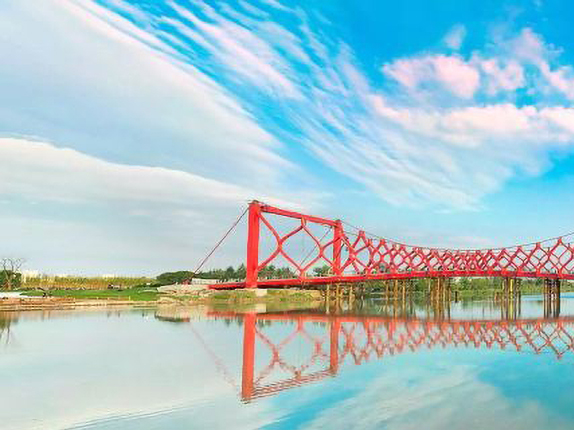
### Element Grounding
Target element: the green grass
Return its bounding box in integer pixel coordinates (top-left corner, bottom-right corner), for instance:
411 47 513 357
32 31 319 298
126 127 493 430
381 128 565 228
21 288 159 301
15 287 320 304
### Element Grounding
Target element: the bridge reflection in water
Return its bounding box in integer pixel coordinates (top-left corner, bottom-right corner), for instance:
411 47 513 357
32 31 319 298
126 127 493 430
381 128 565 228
187 296 574 403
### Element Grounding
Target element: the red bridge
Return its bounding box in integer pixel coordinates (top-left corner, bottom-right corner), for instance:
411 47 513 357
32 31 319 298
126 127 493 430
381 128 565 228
210 201 574 289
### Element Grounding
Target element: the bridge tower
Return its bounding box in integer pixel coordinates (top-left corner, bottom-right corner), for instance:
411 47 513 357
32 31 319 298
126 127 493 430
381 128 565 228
245 201 262 289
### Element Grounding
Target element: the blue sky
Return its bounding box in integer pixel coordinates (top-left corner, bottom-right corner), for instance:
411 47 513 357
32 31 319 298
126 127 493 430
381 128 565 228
2 0 574 274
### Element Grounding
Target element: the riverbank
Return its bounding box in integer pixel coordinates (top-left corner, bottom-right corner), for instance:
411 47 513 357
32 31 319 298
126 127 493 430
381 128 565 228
0 288 323 311
0 296 154 311
4 283 569 312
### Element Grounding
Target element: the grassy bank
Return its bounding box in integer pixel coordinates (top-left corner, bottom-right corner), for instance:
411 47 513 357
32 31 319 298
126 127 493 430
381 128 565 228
12 279 574 307
21 288 159 301
209 289 319 302
16 287 321 305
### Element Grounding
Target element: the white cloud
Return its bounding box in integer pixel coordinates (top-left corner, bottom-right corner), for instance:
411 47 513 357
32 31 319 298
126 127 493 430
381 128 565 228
0 137 297 208
0 0 334 272
383 54 480 98
258 0 293 13
168 0 301 98
0 137 317 274
370 98 574 148
506 28 574 99
153 4 574 210
480 59 525 94
443 24 466 50
0 0 292 192
541 107 574 134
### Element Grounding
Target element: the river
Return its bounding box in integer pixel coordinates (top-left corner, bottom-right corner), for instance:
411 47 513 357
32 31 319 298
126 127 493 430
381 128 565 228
2 294 574 429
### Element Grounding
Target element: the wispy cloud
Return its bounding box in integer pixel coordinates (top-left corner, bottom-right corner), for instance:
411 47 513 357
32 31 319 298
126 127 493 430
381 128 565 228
129 1 574 210
0 137 311 273
0 137 299 209
0 0 296 192
0 0 324 272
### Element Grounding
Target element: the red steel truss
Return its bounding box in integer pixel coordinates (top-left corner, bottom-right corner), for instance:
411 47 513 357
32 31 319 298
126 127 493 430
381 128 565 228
211 201 574 289
207 312 574 401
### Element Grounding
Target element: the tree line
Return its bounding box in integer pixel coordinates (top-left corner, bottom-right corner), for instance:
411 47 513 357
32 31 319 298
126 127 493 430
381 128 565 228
156 264 298 285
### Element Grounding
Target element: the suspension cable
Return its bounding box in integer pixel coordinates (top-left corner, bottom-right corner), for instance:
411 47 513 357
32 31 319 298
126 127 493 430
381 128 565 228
299 227 333 268
190 206 248 278
341 220 574 252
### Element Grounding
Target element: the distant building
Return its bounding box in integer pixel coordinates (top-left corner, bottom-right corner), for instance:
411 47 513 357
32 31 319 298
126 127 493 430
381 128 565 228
190 278 221 285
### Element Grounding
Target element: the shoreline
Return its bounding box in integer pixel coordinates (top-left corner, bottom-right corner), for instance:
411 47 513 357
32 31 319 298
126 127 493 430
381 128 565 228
0 288 323 312
0 297 158 312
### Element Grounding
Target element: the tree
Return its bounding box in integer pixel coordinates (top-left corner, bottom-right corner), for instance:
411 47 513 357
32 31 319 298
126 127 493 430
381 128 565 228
235 264 246 280
312 264 331 277
0 258 25 290
156 271 193 285
224 266 236 280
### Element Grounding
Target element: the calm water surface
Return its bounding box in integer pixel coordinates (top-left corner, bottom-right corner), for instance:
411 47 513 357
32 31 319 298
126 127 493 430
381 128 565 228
2 295 574 429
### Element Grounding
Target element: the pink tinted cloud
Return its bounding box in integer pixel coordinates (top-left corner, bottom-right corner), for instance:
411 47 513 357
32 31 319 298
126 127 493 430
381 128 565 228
383 54 480 98
479 59 525 94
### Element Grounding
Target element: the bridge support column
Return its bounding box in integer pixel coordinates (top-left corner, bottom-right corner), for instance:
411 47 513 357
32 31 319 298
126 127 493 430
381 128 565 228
544 278 561 318
427 277 451 320
401 280 406 303
333 220 343 277
246 201 261 289
502 278 522 298
501 278 520 320
348 285 355 307
334 283 342 311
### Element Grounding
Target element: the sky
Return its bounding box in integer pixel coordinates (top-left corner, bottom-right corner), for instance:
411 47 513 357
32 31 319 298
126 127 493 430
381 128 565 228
2 0 574 275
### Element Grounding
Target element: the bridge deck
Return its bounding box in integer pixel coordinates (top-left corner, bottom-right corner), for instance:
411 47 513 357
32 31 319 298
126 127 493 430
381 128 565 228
209 270 574 289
